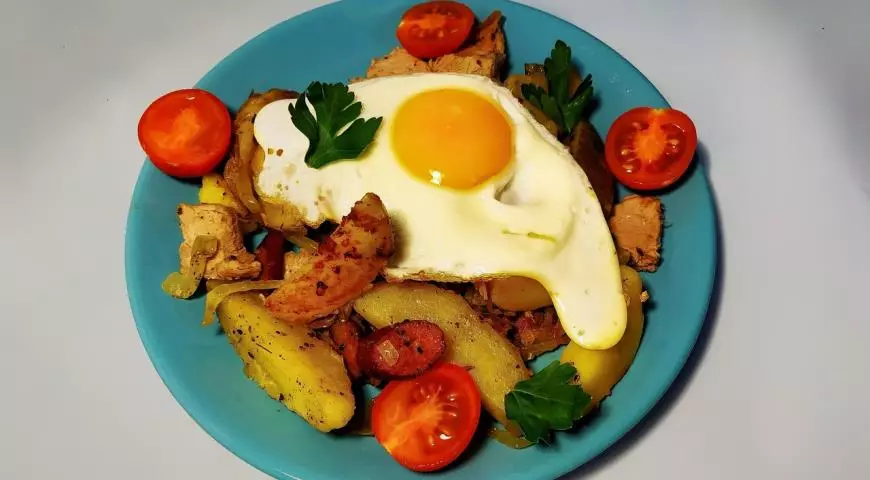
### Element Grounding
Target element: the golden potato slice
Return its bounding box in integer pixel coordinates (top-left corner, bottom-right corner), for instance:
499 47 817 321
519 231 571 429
489 277 553 311
560 265 645 409
218 292 355 432
354 282 530 430
199 173 247 215
264 193 394 323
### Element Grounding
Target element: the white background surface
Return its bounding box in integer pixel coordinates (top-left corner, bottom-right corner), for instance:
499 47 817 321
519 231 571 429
2 0 869 478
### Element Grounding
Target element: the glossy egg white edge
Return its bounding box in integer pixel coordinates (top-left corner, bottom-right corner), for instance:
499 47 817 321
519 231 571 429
252 73 627 349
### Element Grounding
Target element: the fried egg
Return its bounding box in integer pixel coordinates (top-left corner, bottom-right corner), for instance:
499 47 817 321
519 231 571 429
254 73 626 350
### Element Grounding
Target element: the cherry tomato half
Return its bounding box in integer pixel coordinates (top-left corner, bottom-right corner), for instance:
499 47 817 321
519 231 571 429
604 107 698 191
397 1 475 59
137 88 231 178
372 363 481 472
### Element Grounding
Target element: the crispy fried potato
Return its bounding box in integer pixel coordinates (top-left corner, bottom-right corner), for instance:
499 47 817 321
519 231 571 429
283 250 314 280
224 89 299 216
218 292 354 432
224 139 261 216
353 282 530 430
248 145 307 234
235 89 299 167
489 276 553 311
265 193 394 323
560 266 645 410
236 89 298 124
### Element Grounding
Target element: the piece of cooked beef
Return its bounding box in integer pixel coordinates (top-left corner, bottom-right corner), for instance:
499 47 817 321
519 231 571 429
358 47 430 81
429 11 506 79
357 11 506 82
609 195 664 272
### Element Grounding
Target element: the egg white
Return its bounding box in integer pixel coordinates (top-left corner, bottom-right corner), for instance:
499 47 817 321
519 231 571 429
254 73 626 350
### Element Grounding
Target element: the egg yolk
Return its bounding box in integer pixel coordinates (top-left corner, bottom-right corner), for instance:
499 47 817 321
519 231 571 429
392 88 513 189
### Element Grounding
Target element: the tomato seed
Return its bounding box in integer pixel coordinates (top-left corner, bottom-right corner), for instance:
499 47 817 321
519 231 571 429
436 425 454 441
621 158 640 173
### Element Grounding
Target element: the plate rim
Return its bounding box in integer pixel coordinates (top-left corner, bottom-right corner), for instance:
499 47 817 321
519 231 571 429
125 1 719 478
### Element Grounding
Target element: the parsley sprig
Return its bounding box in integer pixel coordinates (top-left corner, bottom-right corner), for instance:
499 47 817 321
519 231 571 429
288 81 383 169
504 360 591 444
521 40 594 138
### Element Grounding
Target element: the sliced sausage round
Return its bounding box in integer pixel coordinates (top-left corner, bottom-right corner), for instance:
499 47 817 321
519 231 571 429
360 320 446 379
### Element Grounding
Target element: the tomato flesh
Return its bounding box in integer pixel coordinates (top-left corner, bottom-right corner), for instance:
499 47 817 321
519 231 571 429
372 363 481 472
397 1 475 59
604 107 698 190
137 88 231 178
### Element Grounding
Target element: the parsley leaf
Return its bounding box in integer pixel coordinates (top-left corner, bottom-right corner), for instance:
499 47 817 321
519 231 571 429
561 73 593 135
288 81 383 169
522 84 562 128
504 361 591 444
521 40 595 137
545 40 573 105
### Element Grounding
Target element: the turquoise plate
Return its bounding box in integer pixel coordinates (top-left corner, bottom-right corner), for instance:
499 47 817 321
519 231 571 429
125 0 718 478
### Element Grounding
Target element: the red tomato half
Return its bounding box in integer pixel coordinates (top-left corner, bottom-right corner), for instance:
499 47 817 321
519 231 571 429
604 107 698 191
397 1 475 59
372 363 481 472
137 88 231 178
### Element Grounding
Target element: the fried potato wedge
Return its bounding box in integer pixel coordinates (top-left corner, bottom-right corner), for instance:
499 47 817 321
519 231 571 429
354 282 530 430
560 265 645 410
218 292 354 431
264 193 394 323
